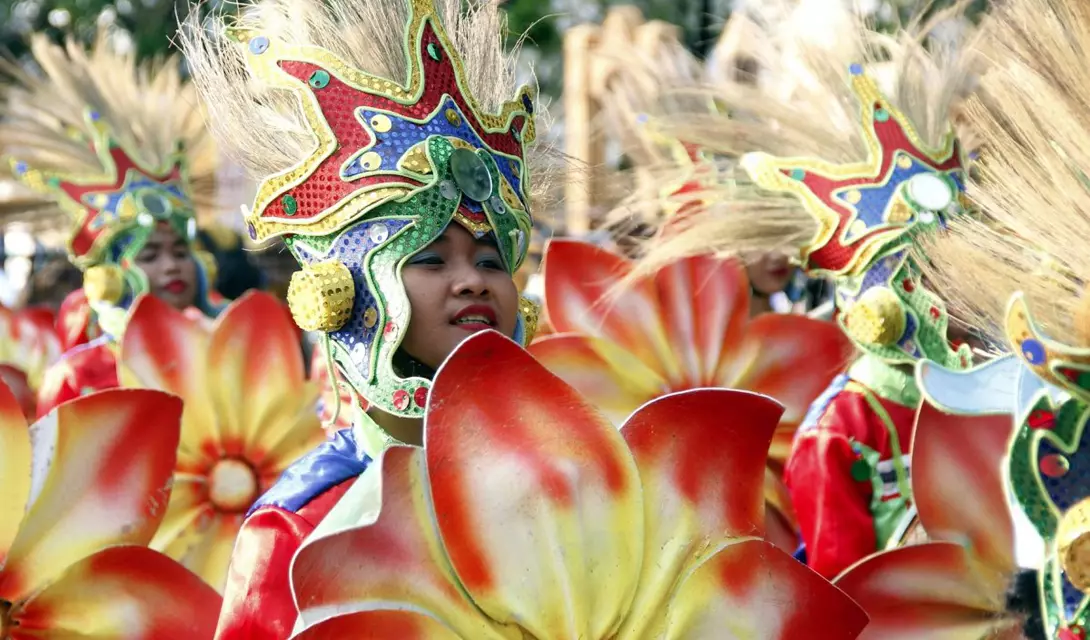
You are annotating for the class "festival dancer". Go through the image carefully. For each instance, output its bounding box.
[179,0,545,634]
[867,0,1090,637]
[623,5,981,579]
[0,34,223,417]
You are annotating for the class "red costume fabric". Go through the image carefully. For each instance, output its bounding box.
[35,337,119,418]
[785,373,917,579]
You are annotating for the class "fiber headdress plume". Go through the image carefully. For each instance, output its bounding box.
[918,1,1090,637]
[180,0,553,419]
[617,1,982,368]
[0,33,221,323]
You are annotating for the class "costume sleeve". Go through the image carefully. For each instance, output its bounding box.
[214,477,357,639]
[785,416,875,580]
[214,507,314,640]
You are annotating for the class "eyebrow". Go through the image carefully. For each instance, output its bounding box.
[431,233,500,249]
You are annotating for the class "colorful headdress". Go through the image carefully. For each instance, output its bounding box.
[182,0,546,418]
[617,4,980,368]
[0,34,220,321]
[914,1,1090,637]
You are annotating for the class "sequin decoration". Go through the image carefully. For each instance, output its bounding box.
[1044,454,1072,479]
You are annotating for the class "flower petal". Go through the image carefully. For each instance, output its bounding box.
[166,512,242,593]
[0,389,182,602]
[150,477,214,560]
[662,538,869,639]
[0,379,30,562]
[542,240,674,377]
[292,446,509,639]
[618,389,783,637]
[206,292,322,460]
[835,542,1020,639]
[529,334,665,424]
[293,610,460,640]
[425,331,643,639]
[14,545,220,639]
[912,403,1017,574]
[719,314,853,459]
[120,295,215,467]
[651,255,749,389]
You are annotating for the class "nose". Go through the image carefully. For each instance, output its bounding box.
[161,252,186,277]
[451,261,489,298]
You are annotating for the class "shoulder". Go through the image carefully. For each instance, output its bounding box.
[798,374,853,434]
[248,427,372,517]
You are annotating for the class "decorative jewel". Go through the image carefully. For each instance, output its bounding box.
[906,173,954,211]
[521,94,534,114]
[392,389,410,411]
[875,108,890,122]
[850,458,871,482]
[897,155,913,170]
[445,108,462,127]
[369,114,392,133]
[449,148,492,201]
[929,307,941,320]
[249,35,269,54]
[1041,453,1071,478]
[351,341,368,364]
[1058,500,1090,593]
[363,307,378,328]
[1027,409,1056,430]
[918,211,936,224]
[488,195,505,213]
[308,70,330,89]
[1060,626,1087,640]
[426,42,441,61]
[247,222,257,240]
[1021,338,1046,365]
[413,386,428,408]
[359,151,382,171]
[439,180,458,200]
[368,223,389,244]
[139,190,171,217]
[287,260,356,332]
[902,278,915,293]
[844,189,862,204]
[384,321,397,339]
[282,194,298,215]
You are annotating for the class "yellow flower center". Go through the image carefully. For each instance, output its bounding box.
[208,458,260,513]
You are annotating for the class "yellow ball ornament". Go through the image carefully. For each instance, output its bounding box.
[843,286,906,346]
[287,260,356,332]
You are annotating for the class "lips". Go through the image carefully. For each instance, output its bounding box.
[164,280,188,294]
[451,304,497,332]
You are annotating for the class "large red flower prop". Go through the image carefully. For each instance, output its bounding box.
[288,331,868,638]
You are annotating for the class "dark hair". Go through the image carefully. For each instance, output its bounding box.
[1005,568,1046,640]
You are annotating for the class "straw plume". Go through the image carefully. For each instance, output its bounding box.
[0,33,217,220]
[921,0,1090,346]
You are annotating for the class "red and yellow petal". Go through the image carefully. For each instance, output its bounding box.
[292,447,509,639]
[0,389,182,603]
[718,314,853,460]
[529,334,665,424]
[293,610,461,640]
[663,538,869,639]
[542,240,675,377]
[425,331,643,639]
[0,380,31,563]
[651,255,750,389]
[835,542,1020,639]
[912,404,1017,575]
[13,545,220,639]
[618,389,782,637]
[120,295,215,468]
[166,511,243,593]
[206,292,321,461]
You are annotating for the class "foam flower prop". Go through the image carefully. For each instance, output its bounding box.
[835,402,1021,638]
[290,331,868,639]
[0,306,61,418]
[530,239,854,548]
[0,384,220,638]
[119,291,324,592]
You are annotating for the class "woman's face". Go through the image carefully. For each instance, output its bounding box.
[747,251,794,296]
[400,224,519,369]
[134,223,198,311]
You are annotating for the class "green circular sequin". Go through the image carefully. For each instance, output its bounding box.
[427,43,441,61]
[875,108,890,122]
[308,70,330,89]
[449,148,493,202]
[282,194,298,215]
[850,459,871,482]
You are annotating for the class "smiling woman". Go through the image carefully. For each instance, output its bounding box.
[177,0,552,634]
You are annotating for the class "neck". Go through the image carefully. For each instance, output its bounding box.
[750,293,773,317]
[368,408,424,447]
[848,353,920,407]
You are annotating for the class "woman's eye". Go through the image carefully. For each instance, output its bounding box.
[409,253,444,266]
[477,256,505,270]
